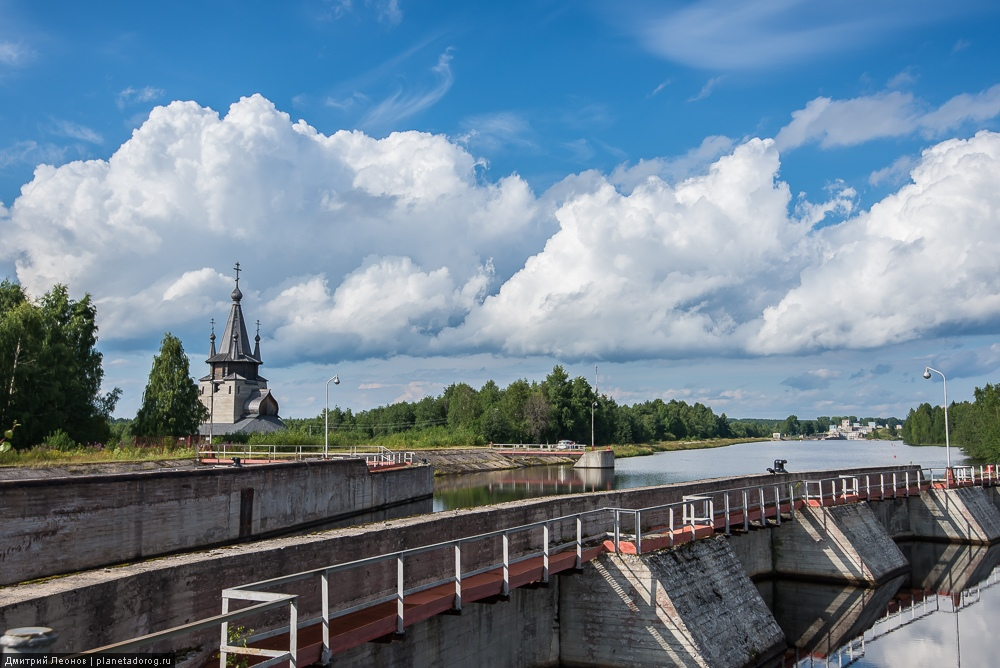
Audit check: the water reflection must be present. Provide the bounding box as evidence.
[773,545,1000,667]
[433,440,960,511]
[434,466,613,511]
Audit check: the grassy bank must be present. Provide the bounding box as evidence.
[611,437,769,459]
[0,444,196,468]
[0,435,768,468]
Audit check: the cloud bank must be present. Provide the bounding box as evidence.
[2,94,999,369]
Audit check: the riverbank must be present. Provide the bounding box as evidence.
[612,437,770,458]
[0,439,773,479]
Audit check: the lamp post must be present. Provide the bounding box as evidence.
[923,366,951,483]
[325,374,340,458]
[209,381,222,445]
[591,364,598,450]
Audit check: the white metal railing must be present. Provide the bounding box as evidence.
[197,442,415,466]
[488,442,589,451]
[922,464,1000,488]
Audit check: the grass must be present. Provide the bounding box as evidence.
[0,443,196,467]
[611,437,769,459]
[0,434,768,468]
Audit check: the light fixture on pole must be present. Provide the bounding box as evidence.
[325,374,340,458]
[923,366,951,483]
[209,381,222,445]
[591,364,598,450]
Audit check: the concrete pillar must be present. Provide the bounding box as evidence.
[574,450,614,469]
[907,487,1000,544]
[1,627,58,654]
[773,502,908,585]
[559,536,785,668]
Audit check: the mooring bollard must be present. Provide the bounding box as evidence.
[1,627,58,654]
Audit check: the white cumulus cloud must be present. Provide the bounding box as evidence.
[2,93,1000,373]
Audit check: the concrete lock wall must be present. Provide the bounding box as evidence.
[0,459,434,585]
[0,465,917,659]
[771,502,909,585]
[559,537,785,668]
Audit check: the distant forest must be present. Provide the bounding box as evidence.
[901,382,1000,461]
[283,365,900,448]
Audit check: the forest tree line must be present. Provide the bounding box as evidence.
[286,365,775,446]
[902,382,1000,461]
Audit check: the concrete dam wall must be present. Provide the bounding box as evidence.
[0,465,923,662]
[0,458,434,585]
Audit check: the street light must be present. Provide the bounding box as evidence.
[591,364,598,450]
[923,366,951,482]
[325,374,340,458]
[208,381,222,446]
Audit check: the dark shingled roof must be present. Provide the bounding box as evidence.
[207,279,262,365]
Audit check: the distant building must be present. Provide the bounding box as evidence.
[198,263,284,437]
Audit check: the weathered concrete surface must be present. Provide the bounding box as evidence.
[574,449,615,469]
[0,466,915,659]
[0,460,433,585]
[727,525,774,579]
[0,459,199,481]
[332,583,560,667]
[906,487,1000,544]
[559,537,785,668]
[772,503,908,585]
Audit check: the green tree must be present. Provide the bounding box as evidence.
[133,333,207,436]
[783,415,801,436]
[0,280,119,448]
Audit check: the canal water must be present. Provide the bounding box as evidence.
[433,440,998,667]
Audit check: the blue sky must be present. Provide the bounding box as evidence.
[3,0,1000,422]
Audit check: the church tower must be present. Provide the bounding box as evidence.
[199,262,283,436]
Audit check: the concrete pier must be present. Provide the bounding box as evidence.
[560,537,785,668]
[574,449,615,469]
[773,502,909,585]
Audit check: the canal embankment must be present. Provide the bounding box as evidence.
[0,457,433,586]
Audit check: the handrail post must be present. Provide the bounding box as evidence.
[289,597,298,668]
[396,555,405,635]
[542,522,550,582]
[321,569,330,664]
[892,472,898,498]
[905,471,910,497]
[502,532,510,596]
[742,490,749,532]
[788,482,795,522]
[724,492,731,535]
[454,544,462,611]
[635,511,642,555]
[774,485,781,525]
[614,510,621,553]
[759,486,766,527]
[219,596,229,668]
[670,508,675,547]
[575,516,583,570]
[880,473,885,499]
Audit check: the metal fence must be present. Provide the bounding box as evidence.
[197,443,414,467]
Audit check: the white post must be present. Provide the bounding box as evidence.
[325,374,340,459]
